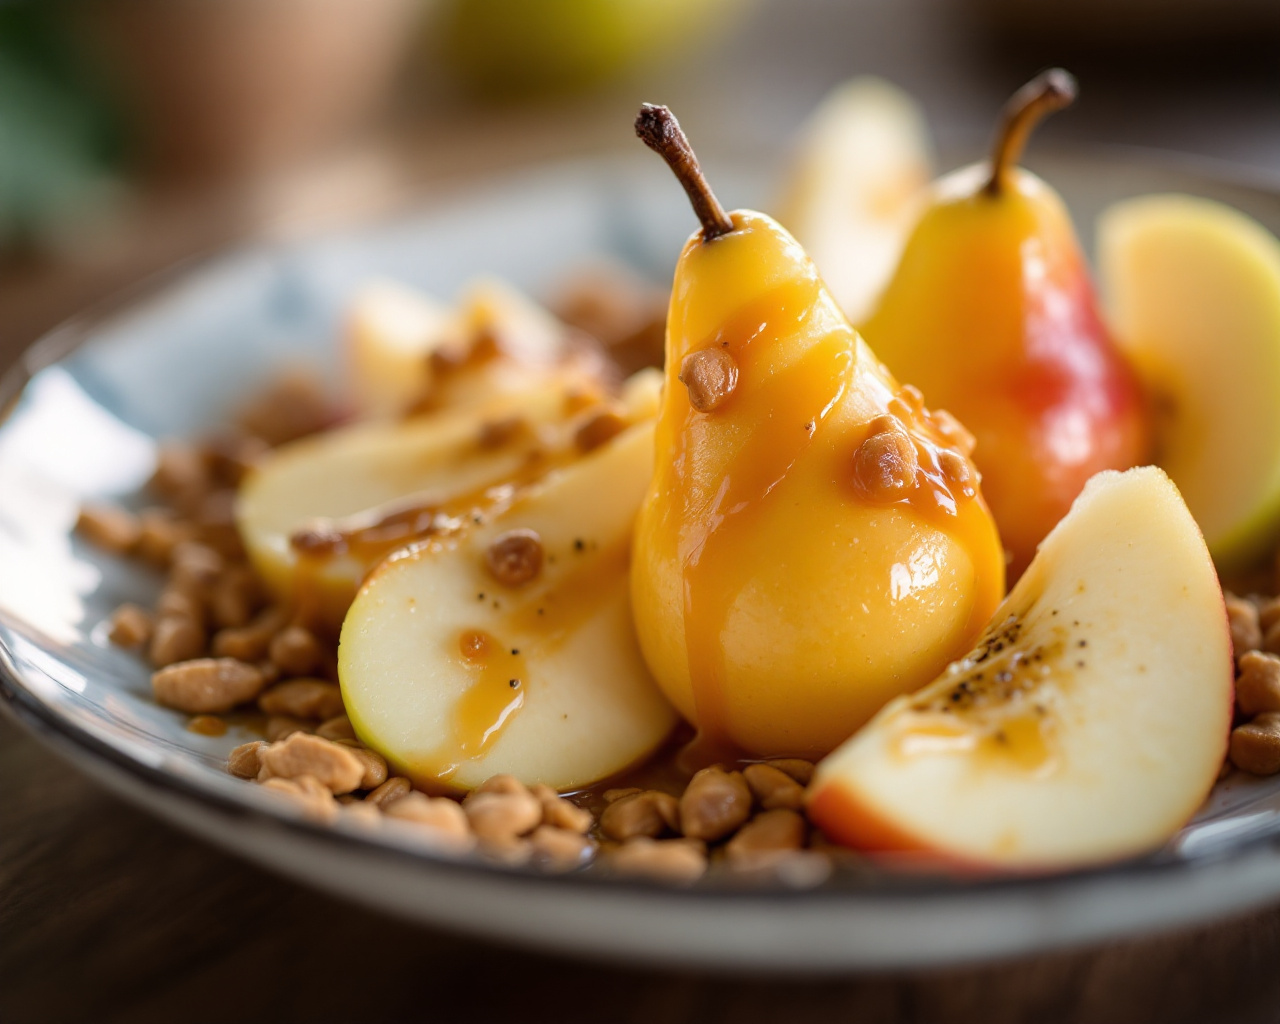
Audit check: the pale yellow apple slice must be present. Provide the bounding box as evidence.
[337,419,678,792]
[346,277,582,420]
[808,466,1232,870]
[237,369,660,625]
[775,76,933,324]
[1098,194,1280,570]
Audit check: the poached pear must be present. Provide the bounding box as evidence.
[630,105,1005,760]
[863,70,1150,578]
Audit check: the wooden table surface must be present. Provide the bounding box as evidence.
[7,4,1280,1021]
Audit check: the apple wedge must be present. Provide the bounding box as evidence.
[808,466,1232,870]
[337,417,678,792]
[238,368,661,626]
[347,277,590,420]
[1098,195,1280,571]
[776,76,933,324]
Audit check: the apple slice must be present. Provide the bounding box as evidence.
[347,277,589,420]
[808,466,1232,870]
[338,419,678,792]
[238,368,660,626]
[1098,195,1280,571]
[775,76,933,324]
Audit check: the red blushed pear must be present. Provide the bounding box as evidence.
[863,69,1150,578]
[629,104,1005,762]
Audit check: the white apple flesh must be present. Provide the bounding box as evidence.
[808,466,1232,870]
[1098,195,1280,571]
[337,419,678,792]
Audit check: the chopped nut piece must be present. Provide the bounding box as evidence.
[764,759,815,786]
[931,409,976,456]
[261,774,337,822]
[679,348,738,413]
[237,369,334,446]
[600,790,679,841]
[937,450,976,498]
[679,767,752,841]
[725,809,807,865]
[1237,651,1280,716]
[603,787,642,802]
[149,616,207,668]
[265,715,311,742]
[384,792,474,850]
[1227,593,1264,658]
[341,802,383,828]
[472,773,529,798]
[212,606,289,662]
[209,566,261,629]
[227,740,267,779]
[608,838,706,885]
[135,508,189,565]
[853,425,919,501]
[1264,620,1280,658]
[366,776,412,809]
[316,714,357,741]
[742,763,806,811]
[107,604,153,649]
[261,732,365,794]
[169,541,224,592]
[1258,595,1280,633]
[258,679,345,720]
[268,625,323,677]
[465,789,542,843]
[485,529,543,587]
[76,503,141,553]
[1230,713,1280,775]
[152,657,264,713]
[531,783,593,833]
[155,586,203,622]
[528,825,594,872]
[574,409,629,451]
[150,443,209,501]
[347,747,388,790]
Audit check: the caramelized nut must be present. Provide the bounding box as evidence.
[853,426,919,501]
[150,443,208,500]
[209,566,261,629]
[679,767,752,841]
[1237,651,1280,716]
[135,508,189,565]
[265,715,312,742]
[366,776,412,809]
[258,679,345,720]
[76,503,141,552]
[465,790,542,843]
[600,790,679,841]
[724,808,807,865]
[742,763,805,811]
[485,529,543,587]
[149,616,207,668]
[603,787,641,802]
[937,449,976,498]
[1258,596,1280,633]
[608,838,707,885]
[152,658,264,713]
[1227,593,1264,658]
[931,409,976,456]
[679,348,738,413]
[528,825,594,872]
[574,409,629,452]
[227,740,267,779]
[169,541,224,592]
[261,732,365,794]
[107,604,153,649]
[316,714,357,741]
[764,759,815,786]
[347,747,388,790]
[384,792,474,851]
[472,773,530,798]
[1230,713,1280,775]
[212,606,288,662]
[261,774,337,822]
[530,783,593,833]
[268,625,323,677]
[1263,619,1280,658]
[155,586,203,622]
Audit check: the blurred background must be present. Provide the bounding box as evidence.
[3,0,1279,360]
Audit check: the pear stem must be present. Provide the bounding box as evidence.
[635,104,734,241]
[984,68,1077,196]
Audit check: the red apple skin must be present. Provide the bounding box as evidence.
[806,574,1234,874]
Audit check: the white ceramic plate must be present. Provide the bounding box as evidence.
[5,151,1280,972]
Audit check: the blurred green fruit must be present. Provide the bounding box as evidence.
[438,0,754,95]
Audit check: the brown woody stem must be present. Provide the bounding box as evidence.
[635,103,734,241]
[985,68,1077,196]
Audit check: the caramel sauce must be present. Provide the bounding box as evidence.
[666,274,997,765]
[187,714,227,737]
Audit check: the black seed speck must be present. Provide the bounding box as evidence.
[573,538,585,552]
[1078,640,1087,648]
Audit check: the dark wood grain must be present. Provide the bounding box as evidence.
[4,710,1280,1024]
